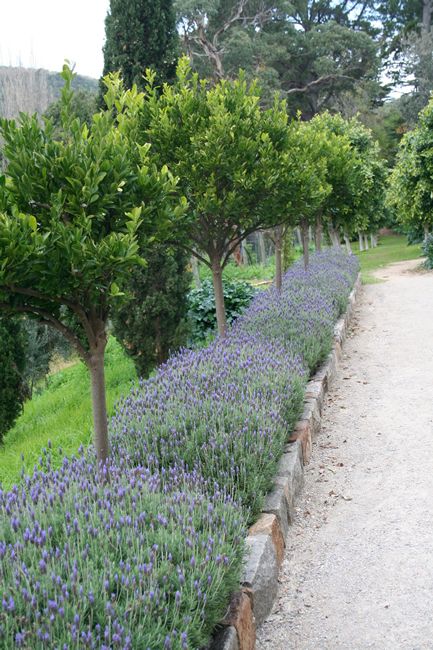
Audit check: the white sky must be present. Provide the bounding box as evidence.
[0,0,110,78]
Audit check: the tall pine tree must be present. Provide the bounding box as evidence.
[102,0,191,377]
[103,0,179,87]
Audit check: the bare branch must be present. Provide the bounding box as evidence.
[286,74,355,95]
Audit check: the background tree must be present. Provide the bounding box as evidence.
[103,0,191,374]
[0,66,183,465]
[103,0,179,87]
[389,96,433,238]
[0,317,27,443]
[176,0,381,115]
[111,245,191,376]
[140,59,287,335]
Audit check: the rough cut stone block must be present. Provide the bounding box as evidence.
[333,319,346,345]
[282,440,304,497]
[219,591,255,650]
[304,379,325,413]
[249,513,285,565]
[262,480,290,538]
[242,534,278,625]
[289,420,312,463]
[210,626,239,650]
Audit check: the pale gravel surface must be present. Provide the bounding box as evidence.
[257,260,433,650]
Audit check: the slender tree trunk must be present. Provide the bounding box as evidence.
[344,231,352,254]
[315,214,323,251]
[88,345,109,466]
[274,225,283,292]
[329,224,340,247]
[283,227,295,270]
[295,227,302,247]
[211,257,227,336]
[424,224,430,240]
[364,234,369,250]
[191,255,201,288]
[308,226,313,244]
[423,0,432,31]
[301,219,310,270]
[358,232,364,252]
[258,231,267,265]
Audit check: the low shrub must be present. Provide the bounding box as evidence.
[0,249,359,649]
[422,233,433,269]
[187,279,256,340]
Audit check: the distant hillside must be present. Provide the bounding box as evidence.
[0,66,98,119]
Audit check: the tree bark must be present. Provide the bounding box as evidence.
[424,224,430,240]
[301,219,310,270]
[423,0,432,31]
[329,224,340,247]
[344,231,352,254]
[315,215,323,251]
[358,232,364,252]
[211,257,227,336]
[191,255,201,288]
[364,234,369,250]
[258,231,267,265]
[274,225,283,292]
[295,227,302,247]
[88,345,109,467]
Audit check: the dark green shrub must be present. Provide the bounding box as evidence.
[112,246,191,377]
[0,317,27,442]
[423,233,433,268]
[188,279,256,340]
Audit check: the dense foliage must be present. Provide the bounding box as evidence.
[187,279,256,341]
[112,246,191,377]
[103,0,179,87]
[0,318,26,443]
[0,250,358,648]
[422,233,433,269]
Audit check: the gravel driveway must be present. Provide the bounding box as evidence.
[257,260,433,650]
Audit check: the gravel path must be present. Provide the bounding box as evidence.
[257,260,433,650]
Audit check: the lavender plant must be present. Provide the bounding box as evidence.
[0,248,358,649]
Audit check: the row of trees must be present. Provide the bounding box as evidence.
[0,60,386,464]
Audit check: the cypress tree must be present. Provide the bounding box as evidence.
[102,0,179,87]
[102,0,191,377]
[0,317,27,443]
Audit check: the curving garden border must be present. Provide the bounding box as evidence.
[210,273,362,650]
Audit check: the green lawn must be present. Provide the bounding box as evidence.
[0,338,137,489]
[353,234,423,283]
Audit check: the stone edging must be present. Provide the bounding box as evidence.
[210,273,362,650]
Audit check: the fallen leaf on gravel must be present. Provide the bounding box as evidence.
[341,495,353,501]
[327,466,337,473]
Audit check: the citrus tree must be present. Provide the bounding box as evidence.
[139,58,287,335]
[0,66,184,465]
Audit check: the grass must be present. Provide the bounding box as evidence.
[353,234,423,283]
[0,337,137,489]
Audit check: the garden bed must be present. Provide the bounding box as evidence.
[0,250,359,649]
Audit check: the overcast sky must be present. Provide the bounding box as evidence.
[0,0,110,78]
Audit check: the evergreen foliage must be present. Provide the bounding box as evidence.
[112,245,191,377]
[103,0,179,87]
[0,317,26,442]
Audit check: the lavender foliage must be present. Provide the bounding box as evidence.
[0,249,358,649]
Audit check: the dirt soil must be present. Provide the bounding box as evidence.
[257,259,433,650]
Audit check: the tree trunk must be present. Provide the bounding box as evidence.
[364,234,369,250]
[370,233,377,248]
[283,227,295,270]
[358,232,364,252]
[301,219,310,270]
[191,255,201,288]
[274,225,283,292]
[295,227,302,247]
[423,0,432,31]
[329,224,340,247]
[424,224,430,240]
[88,346,109,466]
[211,257,227,336]
[315,215,323,252]
[344,231,352,254]
[258,231,267,265]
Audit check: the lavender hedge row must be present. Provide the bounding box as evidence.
[0,249,358,649]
